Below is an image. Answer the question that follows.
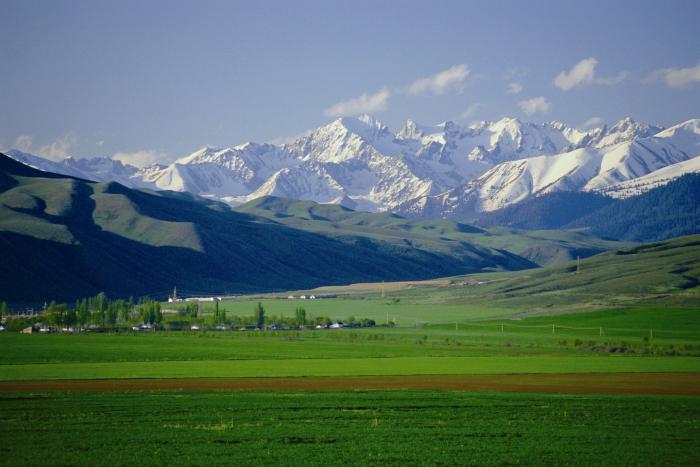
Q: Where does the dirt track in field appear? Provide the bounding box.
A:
[1,372,699,395]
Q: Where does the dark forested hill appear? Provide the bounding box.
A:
[474,192,615,230]
[474,174,700,242]
[564,174,700,241]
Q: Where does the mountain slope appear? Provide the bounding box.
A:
[469,173,700,242]
[565,173,700,241]
[331,234,700,314]
[0,152,537,304]
[474,192,615,230]
[601,155,700,198]
[235,196,625,267]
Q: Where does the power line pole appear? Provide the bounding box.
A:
[576,256,580,274]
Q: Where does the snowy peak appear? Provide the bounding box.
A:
[589,116,664,149]
[396,119,426,140]
[5,149,140,186]
[653,119,700,155]
[5,115,697,218]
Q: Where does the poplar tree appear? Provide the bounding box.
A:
[253,302,265,329]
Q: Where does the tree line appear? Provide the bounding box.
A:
[0,297,377,332]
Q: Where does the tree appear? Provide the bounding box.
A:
[47,302,69,329]
[106,302,118,325]
[65,307,77,327]
[295,306,306,328]
[187,302,198,319]
[95,292,107,325]
[77,299,89,327]
[253,302,265,329]
[0,301,7,321]
[117,300,130,324]
[154,302,163,326]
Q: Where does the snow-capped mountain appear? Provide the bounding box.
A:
[6,115,697,219]
[601,154,700,198]
[395,119,700,219]
[6,149,142,187]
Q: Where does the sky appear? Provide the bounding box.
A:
[1,0,699,166]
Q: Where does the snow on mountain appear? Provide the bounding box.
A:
[395,119,699,219]
[601,155,700,198]
[143,143,299,196]
[233,163,345,205]
[5,149,142,187]
[587,117,664,149]
[7,115,696,218]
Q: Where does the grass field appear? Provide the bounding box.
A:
[3,355,699,381]
[2,274,699,465]
[1,390,698,466]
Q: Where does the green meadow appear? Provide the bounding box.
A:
[3,355,699,381]
[1,391,698,466]
[1,236,699,465]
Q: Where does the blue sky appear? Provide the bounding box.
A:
[1,0,699,166]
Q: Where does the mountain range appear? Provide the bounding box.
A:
[7,115,700,220]
[4,145,700,304]
[0,151,555,304]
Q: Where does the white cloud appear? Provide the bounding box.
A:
[519,96,550,116]
[407,64,470,95]
[324,88,391,117]
[504,67,528,81]
[582,116,604,129]
[267,128,314,146]
[323,64,473,118]
[13,135,34,153]
[507,82,523,94]
[461,103,480,119]
[11,134,77,161]
[112,150,166,168]
[39,135,77,161]
[554,57,627,91]
[647,61,700,89]
[554,58,597,91]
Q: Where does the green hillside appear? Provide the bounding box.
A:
[236,196,624,266]
[0,153,535,304]
[290,234,700,316]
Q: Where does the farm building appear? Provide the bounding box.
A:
[20,326,37,334]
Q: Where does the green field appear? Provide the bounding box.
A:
[2,239,700,465]
[4,355,700,381]
[1,390,698,466]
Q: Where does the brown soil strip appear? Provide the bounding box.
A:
[0,372,699,395]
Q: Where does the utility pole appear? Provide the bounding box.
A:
[576,256,580,274]
[381,281,385,299]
